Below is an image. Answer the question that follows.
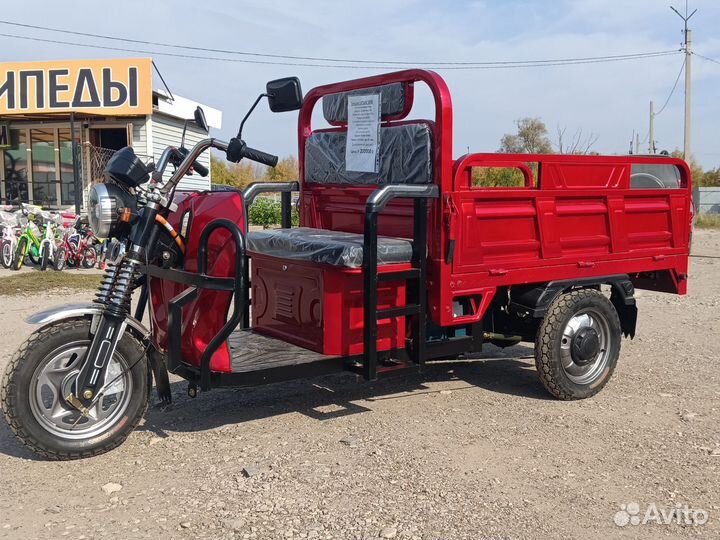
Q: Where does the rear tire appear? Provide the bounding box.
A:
[535,289,621,400]
[40,245,50,271]
[12,237,27,271]
[1,318,151,460]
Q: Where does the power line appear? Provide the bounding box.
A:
[693,51,720,66]
[0,18,680,68]
[654,57,686,116]
[0,32,681,70]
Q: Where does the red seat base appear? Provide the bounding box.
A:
[250,252,408,357]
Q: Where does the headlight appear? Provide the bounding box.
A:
[87,183,136,239]
[88,184,116,238]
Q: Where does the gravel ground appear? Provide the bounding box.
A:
[0,230,719,540]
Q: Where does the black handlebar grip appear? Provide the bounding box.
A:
[242,146,279,168]
[192,161,209,177]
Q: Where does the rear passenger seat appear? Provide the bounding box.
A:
[246,82,433,268]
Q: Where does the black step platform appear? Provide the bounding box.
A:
[227,329,337,374]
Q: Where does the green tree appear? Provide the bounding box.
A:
[263,156,298,182]
[670,150,705,185]
[210,154,263,188]
[499,118,553,154]
[248,197,281,228]
[699,167,720,187]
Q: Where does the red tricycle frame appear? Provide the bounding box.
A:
[150,68,692,391]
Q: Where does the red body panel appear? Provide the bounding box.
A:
[149,191,245,373]
[251,253,408,356]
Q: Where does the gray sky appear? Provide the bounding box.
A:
[1,0,719,167]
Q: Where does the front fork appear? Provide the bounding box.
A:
[74,205,161,407]
[74,256,140,406]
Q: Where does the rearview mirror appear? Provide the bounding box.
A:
[266,77,303,112]
[194,106,209,133]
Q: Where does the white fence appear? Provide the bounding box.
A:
[695,187,720,214]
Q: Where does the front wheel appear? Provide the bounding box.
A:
[535,289,621,400]
[54,248,67,271]
[81,247,97,269]
[40,244,50,271]
[0,240,13,268]
[12,237,27,270]
[1,318,151,460]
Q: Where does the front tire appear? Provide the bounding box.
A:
[54,248,67,271]
[0,240,12,268]
[81,247,97,269]
[1,318,151,460]
[535,289,621,400]
[40,244,50,271]
[12,237,27,270]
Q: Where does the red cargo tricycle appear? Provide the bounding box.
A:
[1,70,692,460]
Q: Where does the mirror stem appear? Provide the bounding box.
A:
[238,93,268,139]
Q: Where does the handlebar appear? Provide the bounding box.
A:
[157,137,277,197]
[226,138,279,167]
[161,138,228,196]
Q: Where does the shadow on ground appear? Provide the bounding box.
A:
[0,344,548,459]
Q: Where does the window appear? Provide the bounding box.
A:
[58,129,77,205]
[3,129,29,203]
[30,128,58,206]
[630,164,681,189]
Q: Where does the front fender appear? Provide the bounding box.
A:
[27,304,150,339]
[27,304,172,404]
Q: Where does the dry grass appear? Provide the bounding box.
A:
[695,213,720,229]
[0,272,100,296]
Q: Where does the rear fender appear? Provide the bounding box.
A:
[509,275,637,338]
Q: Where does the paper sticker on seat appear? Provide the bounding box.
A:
[345,93,381,173]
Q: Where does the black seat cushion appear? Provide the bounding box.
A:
[247,227,412,268]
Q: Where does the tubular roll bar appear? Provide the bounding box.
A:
[240,181,300,329]
[141,218,246,391]
[362,184,439,381]
[242,181,299,232]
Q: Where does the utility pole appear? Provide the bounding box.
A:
[635,132,640,155]
[649,101,655,154]
[671,1,697,161]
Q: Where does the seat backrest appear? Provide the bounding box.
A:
[305,123,433,186]
[299,78,440,238]
[304,82,433,186]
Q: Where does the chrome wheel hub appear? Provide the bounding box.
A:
[29,342,133,440]
[560,308,612,385]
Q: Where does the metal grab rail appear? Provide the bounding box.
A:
[362,184,439,381]
[242,181,299,231]
[240,181,299,329]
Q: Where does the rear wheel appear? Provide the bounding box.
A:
[40,245,50,271]
[1,318,151,460]
[535,289,621,400]
[12,237,27,270]
[1,240,13,268]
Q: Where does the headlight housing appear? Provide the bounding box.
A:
[87,183,135,239]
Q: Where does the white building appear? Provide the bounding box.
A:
[0,58,222,211]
